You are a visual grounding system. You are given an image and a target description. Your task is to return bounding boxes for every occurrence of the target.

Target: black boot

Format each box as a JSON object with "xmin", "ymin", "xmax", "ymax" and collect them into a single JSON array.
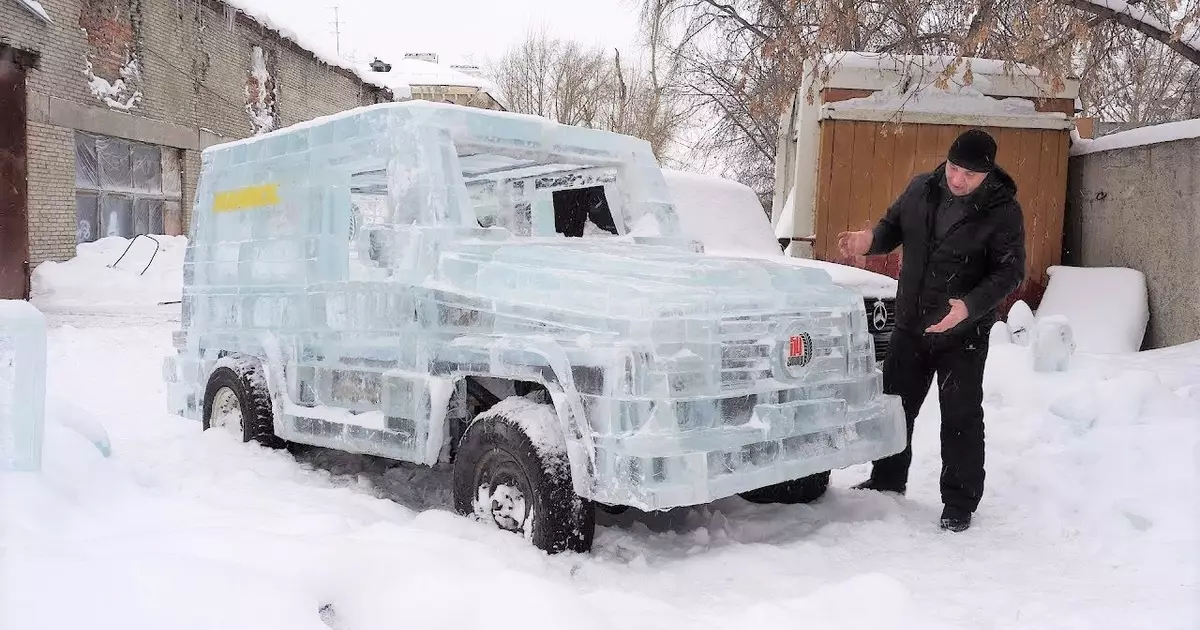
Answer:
[{"xmin": 939, "ymin": 506, "xmax": 971, "ymax": 532}]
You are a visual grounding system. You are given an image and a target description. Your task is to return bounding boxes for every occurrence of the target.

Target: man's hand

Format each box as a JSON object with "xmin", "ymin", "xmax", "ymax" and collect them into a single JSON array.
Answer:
[
  {"xmin": 837, "ymin": 230, "xmax": 872, "ymax": 258},
  {"xmin": 926, "ymin": 299, "xmax": 969, "ymax": 334}
]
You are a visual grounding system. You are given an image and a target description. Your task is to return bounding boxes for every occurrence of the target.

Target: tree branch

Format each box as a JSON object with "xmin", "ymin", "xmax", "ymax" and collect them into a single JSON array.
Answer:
[
  {"xmin": 1059, "ymin": 0, "xmax": 1200, "ymax": 66},
  {"xmin": 697, "ymin": 0, "xmax": 770, "ymax": 39}
]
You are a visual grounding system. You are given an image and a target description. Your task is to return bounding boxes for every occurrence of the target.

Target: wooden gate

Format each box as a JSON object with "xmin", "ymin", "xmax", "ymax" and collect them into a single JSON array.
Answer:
[
  {"xmin": 0, "ymin": 46, "xmax": 33, "ymax": 300},
  {"xmin": 813, "ymin": 119, "xmax": 1070, "ymax": 309}
]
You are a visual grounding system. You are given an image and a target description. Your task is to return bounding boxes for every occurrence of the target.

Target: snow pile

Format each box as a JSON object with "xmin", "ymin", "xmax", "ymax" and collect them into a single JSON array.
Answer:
[
  {"xmin": 1070, "ymin": 117, "xmax": 1200, "ymax": 156},
  {"xmin": 662, "ymin": 168, "xmax": 780, "ymax": 256},
  {"xmin": 983, "ymin": 340, "xmax": 1199, "ymax": 558},
  {"xmin": 30, "ymin": 236, "xmax": 186, "ymax": 309},
  {"xmin": 1035, "ymin": 265, "xmax": 1149, "ymax": 353}
]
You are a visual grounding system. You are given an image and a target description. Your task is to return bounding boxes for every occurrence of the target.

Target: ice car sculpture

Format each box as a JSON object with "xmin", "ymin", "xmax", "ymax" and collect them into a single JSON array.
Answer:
[
  {"xmin": 164, "ymin": 101, "xmax": 905, "ymax": 553},
  {"xmin": 0, "ymin": 300, "xmax": 47, "ymax": 472}
]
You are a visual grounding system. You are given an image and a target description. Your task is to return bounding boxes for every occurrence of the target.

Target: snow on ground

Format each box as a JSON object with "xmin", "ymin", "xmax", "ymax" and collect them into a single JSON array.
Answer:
[{"xmin": 2, "ymin": 241, "xmax": 1198, "ymax": 630}]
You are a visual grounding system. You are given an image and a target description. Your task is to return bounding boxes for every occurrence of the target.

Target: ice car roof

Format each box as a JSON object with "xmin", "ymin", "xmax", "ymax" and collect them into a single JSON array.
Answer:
[{"xmin": 201, "ymin": 100, "xmax": 657, "ymax": 168}]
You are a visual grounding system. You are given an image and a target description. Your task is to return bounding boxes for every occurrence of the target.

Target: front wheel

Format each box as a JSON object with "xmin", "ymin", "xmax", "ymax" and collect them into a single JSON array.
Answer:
[
  {"xmin": 738, "ymin": 470, "xmax": 831, "ymax": 504},
  {"xmin": 451, "ymin": 397, "xmax": 594, "ymax": 554}
]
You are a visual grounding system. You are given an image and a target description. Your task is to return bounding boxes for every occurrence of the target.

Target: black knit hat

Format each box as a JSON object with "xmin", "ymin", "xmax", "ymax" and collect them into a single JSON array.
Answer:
[{"xmin": 947, "ymin": 129, "xmax": 997, "ymax": 173}]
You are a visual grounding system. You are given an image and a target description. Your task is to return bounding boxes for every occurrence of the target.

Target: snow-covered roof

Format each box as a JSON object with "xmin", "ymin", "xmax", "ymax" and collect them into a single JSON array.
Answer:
[
  {"xmin": 219, "ymin": 0, "xmax": 402, "ymax": 97},
  {"xmin": 362, "ymin": 58, "xmax": 503, "ymax": 106},
  {"xmin": 1070, "ymin": 118, "xmax": 1200, "ymax": 156},
  {"xmin": 813, "ymin": 51, "xmax": 1076, "ymax": 128},
  {"xmin": 821, "ymin": 78, "xmax": 1074, "ymax": 129},
  {"xmin": 816, "ymin": 51, "xmax": 1079, "ymax": 101},
  {"xmin": 384, "ymin": 58, "xmax": 494, "ymax": 90},
  {"xmin": 356, "ymin": 67, "xmax": 413, "ymax": 100},
  {"xmin": 821, "ymin": 52, "xmax": 1046, "ymax": 78}
]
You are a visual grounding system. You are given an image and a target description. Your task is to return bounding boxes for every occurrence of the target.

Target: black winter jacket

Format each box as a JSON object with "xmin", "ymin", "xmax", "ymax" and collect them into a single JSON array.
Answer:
[{"xmin": 868, "ymin": 162, "xmax": 1026, "ymax": 337}]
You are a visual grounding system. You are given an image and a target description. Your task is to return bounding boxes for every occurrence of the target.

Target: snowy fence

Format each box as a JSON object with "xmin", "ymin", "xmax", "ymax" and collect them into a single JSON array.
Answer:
[{"xmin": 1065, "ymin": 129, "xmax": 1200, "ymax": 349}]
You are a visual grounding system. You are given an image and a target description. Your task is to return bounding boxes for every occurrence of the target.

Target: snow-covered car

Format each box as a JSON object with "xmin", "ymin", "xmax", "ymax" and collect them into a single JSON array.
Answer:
[
  {"xmin": 660, "ymin": 169, "xmax": 899, "ymax": 365},
  {"xmin": 162, "ymin": 101, "xmax": 905, "ymax": 554}
]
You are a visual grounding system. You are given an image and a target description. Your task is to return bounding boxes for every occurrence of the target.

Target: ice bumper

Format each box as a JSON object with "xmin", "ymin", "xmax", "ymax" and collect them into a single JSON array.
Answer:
[{"xmin": 585, "ymin": 374, "xmax": 906, "ymax": 510}]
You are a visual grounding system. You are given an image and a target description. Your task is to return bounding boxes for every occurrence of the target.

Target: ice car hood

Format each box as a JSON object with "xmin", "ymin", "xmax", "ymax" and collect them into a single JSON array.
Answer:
[
  {"xmin": 438, "ymin": 239, "xmax": 859, "ymax": 318},
  {"xmin": 705, "ymin": 249, "xmax": 898, "ymax": 300}
]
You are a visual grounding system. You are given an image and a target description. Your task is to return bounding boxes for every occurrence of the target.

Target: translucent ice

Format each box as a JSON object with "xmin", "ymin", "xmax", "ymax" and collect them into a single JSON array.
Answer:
[
  {"xmin": 163, "ymin": 101, "xmax": 906, "ymax": 510},
  {"xmin": 1033, "ymin": 316, "xmax": 1075, "ymax": 373},
  {"xmin": 1007, "ymin": 300, "xmax": 1036, "ymax": 347},
  {"xmin": 0, "ymin": 300, "xmax": 47, "ymax": 472}
]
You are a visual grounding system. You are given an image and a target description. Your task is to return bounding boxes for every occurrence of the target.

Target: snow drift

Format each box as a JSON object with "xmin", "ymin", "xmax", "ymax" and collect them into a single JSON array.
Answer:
[
  {"xmin": 1036, "ymin": 265, "xmax": 1149, "ymax": 354},
  {"xmin": 30, "ymin": 236, "xmax": 185, "ymax": 309}
]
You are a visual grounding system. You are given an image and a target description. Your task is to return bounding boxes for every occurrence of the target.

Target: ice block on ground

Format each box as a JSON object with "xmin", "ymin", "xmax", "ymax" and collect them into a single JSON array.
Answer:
[{"xmin": 0, "ymin": 300, "xmax": 47, "ymax": 472}]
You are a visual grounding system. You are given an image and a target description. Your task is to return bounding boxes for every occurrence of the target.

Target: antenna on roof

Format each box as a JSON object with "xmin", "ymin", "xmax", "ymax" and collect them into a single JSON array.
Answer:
[{"xmin": 328, "ymin": 5, "xmax": 342, "ymax": 57}]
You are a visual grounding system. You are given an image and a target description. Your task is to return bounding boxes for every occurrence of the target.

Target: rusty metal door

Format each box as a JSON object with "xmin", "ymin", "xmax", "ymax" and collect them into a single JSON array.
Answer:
[{"xmin": 0, "ymin": 47, "xmax": 30, "ymax": 299}]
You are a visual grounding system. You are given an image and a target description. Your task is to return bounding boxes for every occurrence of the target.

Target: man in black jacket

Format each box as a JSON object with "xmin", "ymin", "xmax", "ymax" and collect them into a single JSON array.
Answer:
[{"xmin": 837, "ymin": 129, "xmax": 1025, "ymax": 533}]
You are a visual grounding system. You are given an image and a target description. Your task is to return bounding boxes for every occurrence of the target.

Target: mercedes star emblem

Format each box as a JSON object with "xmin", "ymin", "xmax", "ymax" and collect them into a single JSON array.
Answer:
[{"xmin": 872, "ymin": 300, "xmax": 888, "ymax": 330}]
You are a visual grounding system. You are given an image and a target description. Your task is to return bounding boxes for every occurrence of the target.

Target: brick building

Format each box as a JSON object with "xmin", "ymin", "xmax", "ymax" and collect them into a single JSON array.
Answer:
[{"xmin": 0, "ymin": 0, "xmax": 501, "ymax": 299}]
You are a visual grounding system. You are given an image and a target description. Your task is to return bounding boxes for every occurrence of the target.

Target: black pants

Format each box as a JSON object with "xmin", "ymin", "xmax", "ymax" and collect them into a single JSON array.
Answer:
[{"xmin": 869, "ymin": 326, "xmax": 989, "ymax": 512}]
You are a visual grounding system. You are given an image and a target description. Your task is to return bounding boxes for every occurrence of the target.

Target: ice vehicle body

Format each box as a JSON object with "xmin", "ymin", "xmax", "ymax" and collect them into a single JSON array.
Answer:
[{"xmin": 163, "ymin": 101, "xmax": 906, "ymax": 553}]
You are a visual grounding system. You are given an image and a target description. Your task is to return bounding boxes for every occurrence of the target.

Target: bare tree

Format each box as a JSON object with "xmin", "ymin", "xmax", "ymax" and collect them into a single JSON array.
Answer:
[
  {"xmin": 636, "ymin": 0, "xmax": 1200, "ymax": 196},
  {"xmin": 487, "ymin": 28, "xmax": 694, "ymax": 161}
]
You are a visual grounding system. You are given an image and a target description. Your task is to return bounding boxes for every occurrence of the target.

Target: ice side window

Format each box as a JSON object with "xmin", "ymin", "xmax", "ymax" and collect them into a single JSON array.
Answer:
[{"xmin": 348, "ymin": 169, "xmax": 395, "ymax": 277}]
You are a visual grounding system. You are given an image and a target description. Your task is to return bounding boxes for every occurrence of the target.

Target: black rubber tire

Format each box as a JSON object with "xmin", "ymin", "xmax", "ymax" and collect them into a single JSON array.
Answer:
[
  {"xmin": 452, "ymin": 402, "xmax": 595, "ymax": 554},
  {"xmin": 202, "ymin": 363, "xmax": 285, "ymax": 449},
  {"xmin": 738, "ymin": 470, "xmax": 831, "ymax": 504}
]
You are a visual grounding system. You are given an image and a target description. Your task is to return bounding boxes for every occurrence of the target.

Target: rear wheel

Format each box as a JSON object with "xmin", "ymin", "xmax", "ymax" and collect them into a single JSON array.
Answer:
[
  {"xmin": 202, "ymin": 361, "xmax": 284, "ymax": 449},
  {"xmin": 738, "ymin": 471, "xmax": 831, "ymax": 504},
  {"xmin": 452, "ymin": 396, "xmax": 594, "ymax": 554}
]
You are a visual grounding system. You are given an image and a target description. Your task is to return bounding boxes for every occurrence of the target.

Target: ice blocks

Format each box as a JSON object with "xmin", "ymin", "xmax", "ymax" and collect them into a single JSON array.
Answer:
[
  {"xmin": 0, "ymin": 300, "xmax": 47, "ymax": 472},
  {"xmin": 164, "ymin": 101, "xmax": 905, "ymax": 510}
]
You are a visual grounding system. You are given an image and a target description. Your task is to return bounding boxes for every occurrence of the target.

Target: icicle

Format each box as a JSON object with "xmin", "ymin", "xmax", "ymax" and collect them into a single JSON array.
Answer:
[{"xmin": 225, "ymin": 5, "xmax": 235, "ymax": 31}]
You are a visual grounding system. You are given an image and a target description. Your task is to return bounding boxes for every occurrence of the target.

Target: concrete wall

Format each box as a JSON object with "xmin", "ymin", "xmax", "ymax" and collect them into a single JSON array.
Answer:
[
  {"xmin": 2, "ymin": 0, "xmax": 391, "ymax": 263},
  {"xmin": 1065, "ymin": 136, "xmax": 1200, "ymax": 349}
]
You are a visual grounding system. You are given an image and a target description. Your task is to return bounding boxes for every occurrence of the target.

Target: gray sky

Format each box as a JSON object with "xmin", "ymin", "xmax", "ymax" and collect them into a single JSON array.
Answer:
[{"xmin": 241, "ymin": 0, "xmax": 644, "ymax": 69}]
